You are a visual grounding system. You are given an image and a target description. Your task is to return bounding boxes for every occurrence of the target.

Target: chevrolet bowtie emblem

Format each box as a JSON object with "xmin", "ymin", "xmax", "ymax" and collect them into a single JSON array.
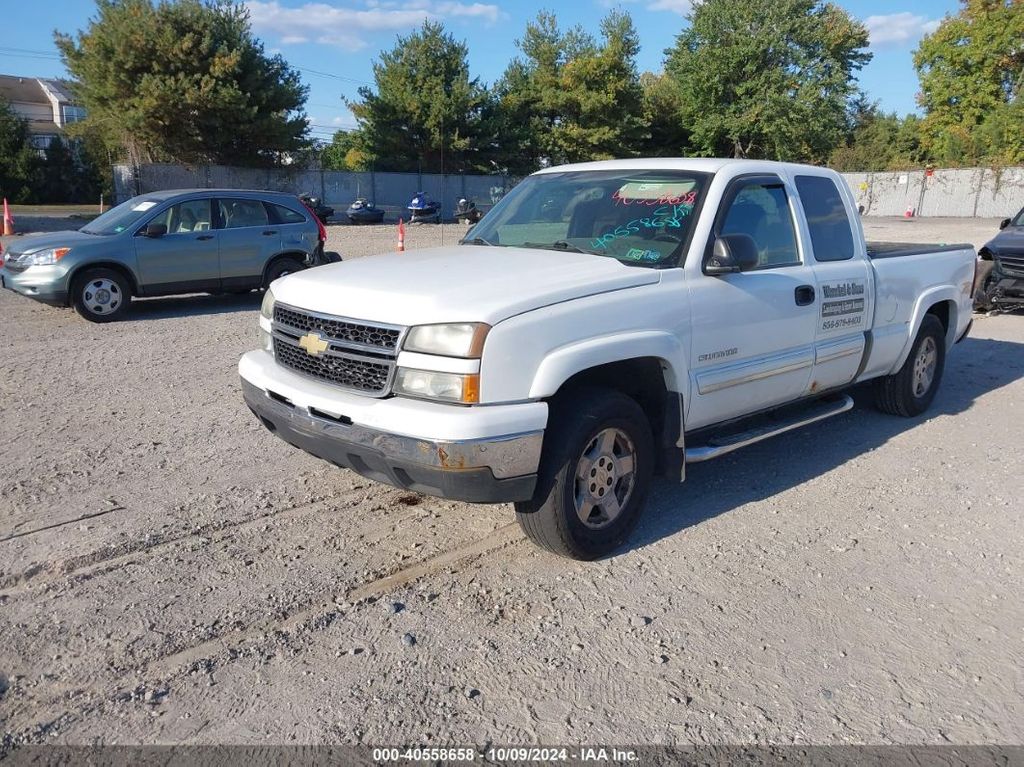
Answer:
[{"xmin": 298, "ymin": 332, "xmax": 329, "ymax": 356}]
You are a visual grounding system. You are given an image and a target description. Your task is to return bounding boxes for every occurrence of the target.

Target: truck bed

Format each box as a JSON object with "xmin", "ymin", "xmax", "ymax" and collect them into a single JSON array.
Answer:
[{"xmin": 867, "ymin": 241, "xmax": 974, "ymax": 259}]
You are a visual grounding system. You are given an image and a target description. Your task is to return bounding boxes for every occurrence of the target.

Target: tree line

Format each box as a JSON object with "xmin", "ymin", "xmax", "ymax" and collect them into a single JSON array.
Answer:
[{"xmin": 1, "ymin": 0, "xmax": 1021, "ymax": 203}]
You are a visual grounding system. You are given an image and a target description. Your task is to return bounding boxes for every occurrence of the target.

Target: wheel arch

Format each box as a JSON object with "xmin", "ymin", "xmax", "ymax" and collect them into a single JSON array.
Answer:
[
  {"xmin": 67, "ymin": 261, "xmax": 139, "ymax": 302},
  {"xmin": 534, "ymin": 336, "xmax": 688, "ymax": 479},
  {"xmin": 262, "ymin": 251, "xmax": 309, "ymax": 287},
  {"xmin": 890, "ymin": 289, "xmax": 960, "ymax": 374}
]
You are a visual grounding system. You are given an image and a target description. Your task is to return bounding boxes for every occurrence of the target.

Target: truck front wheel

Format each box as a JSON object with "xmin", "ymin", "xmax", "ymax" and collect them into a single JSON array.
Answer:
[
  {"xmin": 515, "ymin": 388, "xmax": 654, "ymax": 560},
  {"xmin": 874, "ymin": 314, "xmax": 946, "ymax": 417}
]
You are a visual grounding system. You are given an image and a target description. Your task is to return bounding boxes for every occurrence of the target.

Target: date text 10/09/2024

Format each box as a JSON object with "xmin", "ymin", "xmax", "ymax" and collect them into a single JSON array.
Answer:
[{"xmin": 372, "ymin": 747, "xmax": 639, "ymax": 762}]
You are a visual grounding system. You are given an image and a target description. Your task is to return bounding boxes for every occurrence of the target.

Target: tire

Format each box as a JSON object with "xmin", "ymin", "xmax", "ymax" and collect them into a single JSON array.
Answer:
[
  {"xmin": 515, "ymin": 387, "xmax": 654, "ymax": 560},
  {"xmin": 874, "ymin": 314, "xmax": 946, "ymax": 417},
  {"xmin": 264, "ymin": 257, "xmax": 305, "ymax": 288},
  {"xmin": 71, "ymin": 267, "xmax": 131, "ymax": 323},
  {"xmin": 972, "ymin": 260, "xmax": 996, "ymax": 312}
]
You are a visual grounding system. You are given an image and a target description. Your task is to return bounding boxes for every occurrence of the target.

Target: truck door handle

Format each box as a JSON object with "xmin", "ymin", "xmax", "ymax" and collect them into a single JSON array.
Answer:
[
  {"xmin": 262, "ymin": 230, "xmax": 278, "ymax": 236},
  {"xmin": 795, "ymin": 285, "xmax": 815, "ymax": 306},
  {"xmin": 196, "ymin": 235, "xmax": 214, "ymax": 241}
]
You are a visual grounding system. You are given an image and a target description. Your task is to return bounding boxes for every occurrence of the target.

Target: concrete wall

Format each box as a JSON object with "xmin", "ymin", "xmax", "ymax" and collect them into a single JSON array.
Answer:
[
  {"xmin": 114, "ymin": 163, "xmax": 512, "ymax": 219},
  {"xmin": 115, "ymin": 163, "xmax": 1024, "ymax": 220},
  {"xmin": 841, "ymin": 167, "xmax": 1024, "ymax": 218}
]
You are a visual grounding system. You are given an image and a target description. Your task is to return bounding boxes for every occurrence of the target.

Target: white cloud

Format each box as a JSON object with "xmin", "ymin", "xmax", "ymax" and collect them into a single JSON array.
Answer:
[
  {"xmin": 647, "ymin": 0, "xmax": 693, "ymax": 14},
  {"xmin": 864, "ymin": 12, "xmax": 940, "ymax": 48},
  {"xmin": 246, "ymin": 0, "xmax": 500, "ymax": 51}
]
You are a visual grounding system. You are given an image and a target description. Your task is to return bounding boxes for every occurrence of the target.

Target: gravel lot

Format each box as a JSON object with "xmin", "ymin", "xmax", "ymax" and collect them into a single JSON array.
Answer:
[{"xmin": 1, "ymin": 217, "xmax": 1022, "ymax": 748}]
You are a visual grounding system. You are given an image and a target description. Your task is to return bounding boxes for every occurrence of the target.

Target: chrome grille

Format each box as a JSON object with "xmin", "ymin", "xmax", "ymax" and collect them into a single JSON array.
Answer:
[
  {"xmin": 271, "ymin": 304, "xmax": 405, "ymax": 397},
  {"xmin": 997, "ymin": 252, "xmax": 1024, "ymax": 276},
  {"xmin": 273, "ymin": 305, "xmax": 401, "ymax": 352}
]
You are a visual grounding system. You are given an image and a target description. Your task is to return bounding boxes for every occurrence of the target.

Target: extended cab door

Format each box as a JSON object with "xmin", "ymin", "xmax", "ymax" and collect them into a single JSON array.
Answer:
[
  {"xmin": 793, "ymin": 174, "xmax": 874, "ymax": 392},
  {"xmin": 134, "ymin": 197, "xmax": 220, "ymax": 293},
  {"xmin": 685, "ymin": 174, "xmax": 819, "ymax": 430}
]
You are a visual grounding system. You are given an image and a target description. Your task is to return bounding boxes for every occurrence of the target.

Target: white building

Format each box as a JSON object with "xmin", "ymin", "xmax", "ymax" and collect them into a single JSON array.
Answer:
[{"xmin": 0, "ymin": 75, "xmax": 86, "ymax": 150}]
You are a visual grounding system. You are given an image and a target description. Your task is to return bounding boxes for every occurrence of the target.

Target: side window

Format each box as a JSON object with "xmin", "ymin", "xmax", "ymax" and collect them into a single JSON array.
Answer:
[
  {"xmin": 719, "ymin": 182, "xmax": 800, "ymax": 268},
  {"xmin": 266, "ymin": 202, "xmax": 307, "ymax": 225},
  {"xmin": 795, "ymin": 175, "xmax": 855, "ymax": 262},
  {"xmin": 218, "ymin": 198, "xmax": 269, "ymax": 229},
  {"xmin": 150, "ymin": 199, "xmax": 212, "ymax": 234}
]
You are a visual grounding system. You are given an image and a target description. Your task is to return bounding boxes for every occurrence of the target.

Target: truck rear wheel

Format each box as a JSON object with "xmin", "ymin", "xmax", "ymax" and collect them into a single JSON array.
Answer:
[
  {"xmin": 874, "ymin": 314, "xmax": 946, "ymax": 417},
  {"xmin": 515, "ymin": 387, "xmax": 654, "ymax": 560}
]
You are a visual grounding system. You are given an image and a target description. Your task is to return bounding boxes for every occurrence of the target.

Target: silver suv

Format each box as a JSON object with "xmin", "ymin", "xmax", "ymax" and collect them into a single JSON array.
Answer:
[{"xmin": 0, "ymin": 189, "xmax": 326, "ymax": 322}]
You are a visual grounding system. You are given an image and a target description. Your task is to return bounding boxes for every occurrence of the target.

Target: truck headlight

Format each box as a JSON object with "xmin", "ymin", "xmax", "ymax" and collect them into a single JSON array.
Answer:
[
  {"xmin": 16, "ymin": 247, "xmax": 71, "ymax": 267},
  {"xmin": 403, "ymin": 323, "xmax": 489, "ymax": 358},
  {"xmin": 259, "ymin": 326, "xmax": 274, "ymax": 353},
  {"xmin": 260, "ymin": 288, "xmax": 276, "ymax": 320},
  {"xmin": 393, "ymin": 368, "xmax": 480, "ymax": 404}
]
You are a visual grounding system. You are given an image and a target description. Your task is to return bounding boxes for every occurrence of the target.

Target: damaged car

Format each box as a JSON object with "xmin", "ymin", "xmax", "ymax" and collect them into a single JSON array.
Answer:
[{"xmin": 975, "ymin": 207, "xmax": 1024, "ymax": 312}]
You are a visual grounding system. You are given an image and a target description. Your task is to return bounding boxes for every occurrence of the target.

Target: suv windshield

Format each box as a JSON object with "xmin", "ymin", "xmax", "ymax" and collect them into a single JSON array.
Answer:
[
  {"xmin": 466, "ymin": 169, "xmax": 709, "ymax": 266},
  {"xmin": 81, "ymin": 196, "xmax": 164, "ymax": 236}
]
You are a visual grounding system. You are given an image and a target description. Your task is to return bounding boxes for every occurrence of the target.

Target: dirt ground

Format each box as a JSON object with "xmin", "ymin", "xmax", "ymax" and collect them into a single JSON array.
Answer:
[{"xmin": 0, "ymin": 217, "xmax": 1022, "ymax": 749}]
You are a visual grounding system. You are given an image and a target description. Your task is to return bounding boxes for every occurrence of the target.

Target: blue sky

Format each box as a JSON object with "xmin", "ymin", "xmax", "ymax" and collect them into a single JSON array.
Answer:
[{"xmin": 4, "ymin": 0, "xmax": 960, "ymax": 144}]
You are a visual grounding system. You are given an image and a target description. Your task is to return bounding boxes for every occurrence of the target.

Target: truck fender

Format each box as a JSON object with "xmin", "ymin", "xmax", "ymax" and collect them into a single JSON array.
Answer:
[
  {"xmin": 888, "ymin": 286, "xmax": 960, "ymax": 375},
  {"xmin": 528, "ymin": 331, "xmax": 688, "ymax": 400}
]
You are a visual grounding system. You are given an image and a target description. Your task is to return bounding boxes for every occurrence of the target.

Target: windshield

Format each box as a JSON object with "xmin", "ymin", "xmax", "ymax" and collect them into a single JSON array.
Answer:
[
  {"xmin": 466, "ymin": 169, "xmax": 709, "ymax": 266},
  {"xmin": 81, "ymin": 196, "xmax": 164, "ymax": 236},
  {"xmin": 1013, "ymin": 208, "xmax": 1024, "ymax": 227}
]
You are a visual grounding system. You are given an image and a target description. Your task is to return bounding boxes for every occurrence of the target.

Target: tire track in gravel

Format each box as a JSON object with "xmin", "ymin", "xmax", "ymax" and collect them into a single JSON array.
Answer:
[
  {"xmin": 0, "ymin": 493, "xmax": 350, "ymax": 594},
  {"xmin": 146, "ymin": 521, "xmax": 524, "ymax": 677},
  {"xmin": 2, "ymin": 521, "xmax": 526, "ymax": 746}
]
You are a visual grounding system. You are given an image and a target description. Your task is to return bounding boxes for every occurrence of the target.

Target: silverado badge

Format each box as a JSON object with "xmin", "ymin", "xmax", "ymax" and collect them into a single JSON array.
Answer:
[{"xmin": 298, "ymin": 332, "xmax": 329, "ymax": 356}]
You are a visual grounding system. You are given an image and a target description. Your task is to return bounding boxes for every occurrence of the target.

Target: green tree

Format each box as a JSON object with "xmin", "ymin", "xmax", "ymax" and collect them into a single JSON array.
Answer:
[
  {"xmin": 0, "ymin": 97, "xmax": 40, "ymax": 203},
  {"xmin": 56, "ymin": 0, "xmax": 309, "ymax": 167},
  {"xmin": 914, "ymin": 0, "xmax": 1024, "ymax": 165},
  {"xmin": 665, "ymin": 0, "xmax": 871, "ymax": 162},
  {"xmin": 494, "ymin": 10, "xmax": 647, "ymax": 169},
  {"xmin": 319, "ymin": 130, "xmax": 365, "ymax": 171},
  {"xmin": 638, "ymin": 72, "xmax": 690, "ymax": 156},
  {"xmin": 347, "ymin": 21, "xmax": 490, "ymax": 173},
  {"xmin": 829, "ymin": 103, "xmax": 927, "ymax": 171}
]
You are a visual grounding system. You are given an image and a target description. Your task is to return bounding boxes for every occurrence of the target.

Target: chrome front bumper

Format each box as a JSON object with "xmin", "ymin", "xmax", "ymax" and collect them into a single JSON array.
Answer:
[{"xmin": 241, "ymin": 378, "xmax": 541, "ymax": 503}]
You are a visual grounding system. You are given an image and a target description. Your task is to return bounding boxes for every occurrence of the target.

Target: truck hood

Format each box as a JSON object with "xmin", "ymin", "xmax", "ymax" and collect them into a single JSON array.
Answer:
[
  {"xmin": 2, "ymin": 229, "xmax": 101, "ymax": 257},
  {"xmin": 272, "ymin": 245, "xmax": 662, "ymax": 326}
]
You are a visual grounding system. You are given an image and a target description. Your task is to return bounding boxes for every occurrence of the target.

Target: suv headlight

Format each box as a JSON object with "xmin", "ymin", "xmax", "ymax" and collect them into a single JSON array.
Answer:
[
  {"xmin": 393, "ymin": 369, "xmax": 480, "ymax": 404},
  {"xmin": 403, "ymin": 322, "xmax": 489, "ymax": 358},
  {"xmin": 16, "ymin": 247, "xmax": 71, "ymax": 267}
]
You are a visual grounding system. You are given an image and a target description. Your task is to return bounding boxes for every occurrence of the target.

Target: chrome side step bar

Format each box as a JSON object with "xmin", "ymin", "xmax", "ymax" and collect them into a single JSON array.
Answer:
[{"xmin": 684, "ymin": 394, "xmax": 854, "ymax": 463}]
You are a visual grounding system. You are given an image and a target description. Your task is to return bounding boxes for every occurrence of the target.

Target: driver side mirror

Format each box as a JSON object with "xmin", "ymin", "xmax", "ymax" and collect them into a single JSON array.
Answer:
[
  {"xmin": 704, "ymin": 233, "xmax": 760, "ymax": 275},
  {"xmin": 142, "ymin": 223, "xmax": 167, "ymax": 238},
  {"xmin": 999, "ymin": 218, "xmax": 1011, "ymax": 230}
]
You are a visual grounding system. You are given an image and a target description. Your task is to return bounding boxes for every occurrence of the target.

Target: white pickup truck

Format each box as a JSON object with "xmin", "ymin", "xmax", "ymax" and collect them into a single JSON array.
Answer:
[{"xmin": 239, "ymin": 159, "xmax": 976, "ymax": 559}]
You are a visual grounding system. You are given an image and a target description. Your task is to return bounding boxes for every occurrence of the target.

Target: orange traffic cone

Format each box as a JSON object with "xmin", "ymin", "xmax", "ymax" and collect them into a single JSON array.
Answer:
[
  {"xmin": 397, "ymin": 217, "xmax": 405, "ymax": 252},
  {"xmin": 2, "ymin": 198, "xmax": 14, "ymax": 235}
]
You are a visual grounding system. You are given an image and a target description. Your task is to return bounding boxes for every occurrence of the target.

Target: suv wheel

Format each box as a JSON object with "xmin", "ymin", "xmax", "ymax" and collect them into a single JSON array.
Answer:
[
  {"xmin": 71, "ymin": 268, "xmax": 131, "ymax": 323},
  {"xmin": 972, "ymin": 260, "xmax": 996, "ymax": 312},
  {"xmin": 515, "ymin": 387, "xmax": 654, "ymax": 560},
  {"xmin": 264, "ymin": 257, "xmax": 305, "ymax": 288}
]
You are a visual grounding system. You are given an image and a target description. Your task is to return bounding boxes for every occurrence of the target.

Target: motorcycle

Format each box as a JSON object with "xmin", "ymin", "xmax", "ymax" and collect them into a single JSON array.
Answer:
[
  {"xmin": 346, "ymin": 197, "xmax": 386, "ymax": 224},
  {"xmin": 299, "ymin": 193, "xmax": 334, "ymax": 225},
  {"xmin": 407, "ymin": 192, "xmax": 441, "ymax": 224},
  {"xmin": 454, "ymin": 197, "xmax": 482, "ymax": 224}
]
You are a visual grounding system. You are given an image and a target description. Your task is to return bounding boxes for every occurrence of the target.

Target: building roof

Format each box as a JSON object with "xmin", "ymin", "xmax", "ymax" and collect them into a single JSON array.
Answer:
[{"xmin": 0, "ymin": 75, "xmax": 48, "ymax": 104}]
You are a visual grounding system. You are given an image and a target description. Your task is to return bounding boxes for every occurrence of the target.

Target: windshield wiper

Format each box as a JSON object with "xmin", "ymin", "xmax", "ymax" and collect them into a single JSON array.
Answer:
[
  {"xmin": 522, "ymin": 240, "xmax": 595, "ymax": 254},
  {"xmin": 460, "ymin": 236, "xmax": 496, "ymax": 246}
]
